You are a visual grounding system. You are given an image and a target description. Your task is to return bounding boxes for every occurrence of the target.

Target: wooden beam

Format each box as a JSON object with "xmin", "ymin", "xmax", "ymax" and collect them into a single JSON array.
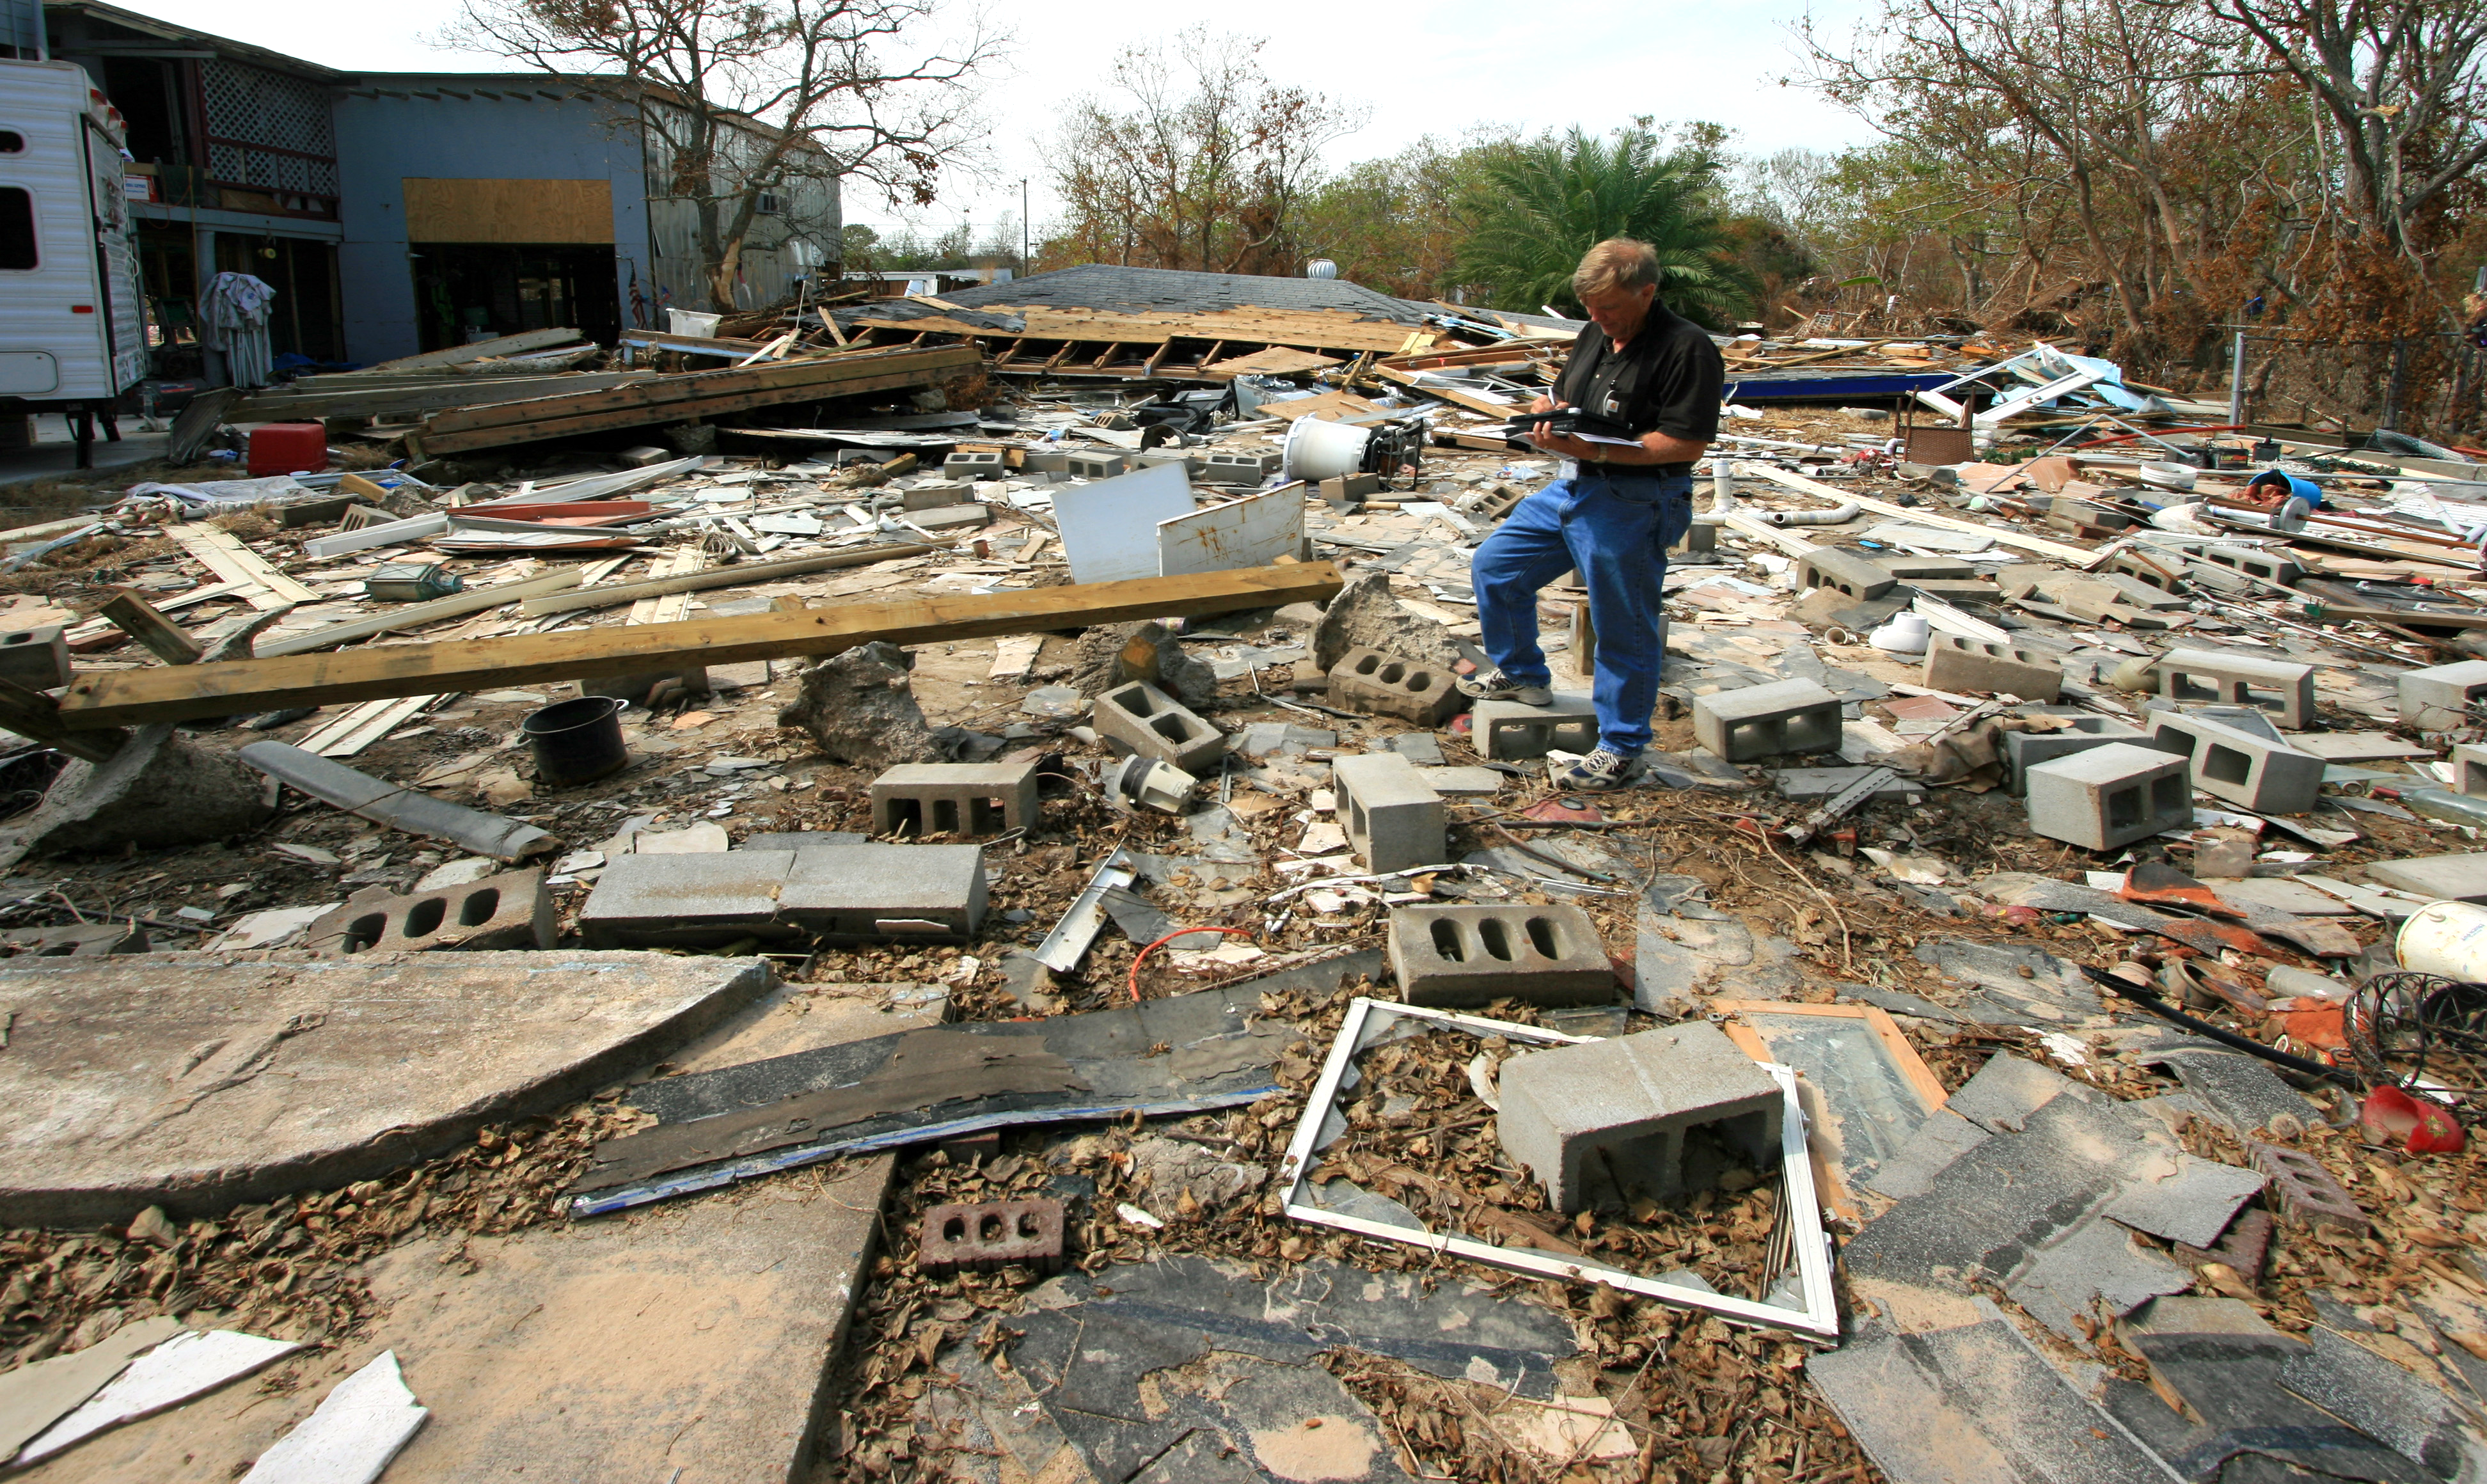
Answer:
[
  {"xmin": 1368, "ymin": 365, "xmax": 1518, "ymax": 418},
  {"xmin": 411, "ymin": 347, "xmax": 981, "ymax": 456},
  {"xmin": 361, "ymin": 327, "xmax": 583, "ymax": 372},
  {"xmin": 98, "ymin": 590, "xmax": 204, "ymax": 665},
  {"xmin": 58, "ymin": 564, "xmax": 1348, "ymax": 729},
  {"xmin": 0, "ymin": 676, "xmax": 127, "ymax": 761}
]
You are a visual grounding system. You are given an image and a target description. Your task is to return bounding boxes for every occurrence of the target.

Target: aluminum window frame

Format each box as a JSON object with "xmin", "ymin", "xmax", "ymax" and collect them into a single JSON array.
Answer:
[{"xmin": 1276, "ymin": 997, "xmax": 1840, "ymax": 1342}]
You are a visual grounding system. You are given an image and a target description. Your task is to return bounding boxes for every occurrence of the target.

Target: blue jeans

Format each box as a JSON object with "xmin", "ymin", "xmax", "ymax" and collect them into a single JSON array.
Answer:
[{"xmin": 1471, "ymin": 469, "xmax": 1694, "ymax": 755}]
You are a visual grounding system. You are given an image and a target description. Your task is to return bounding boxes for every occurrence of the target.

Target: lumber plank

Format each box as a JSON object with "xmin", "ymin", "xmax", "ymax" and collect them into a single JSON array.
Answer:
[
  {"xmin": 363, "ymin": 328, "xmax": 583, "ymax": 372},
  {"xmin": 1734, "ymin": 461, "xmax": 2101, "ymax": 567},
  {"xmin": 0, "ymin": 676, "xmax": 126, "ymax": 761},
  {"xmin": 257, "ymin": 567, "xmax": 585, "ymax": 657},
  {"xmin": 59, "ymin": 564, "xmax": 1349, "ymax": 728},
  {"xmin": 523, "ymin": 542, "xmax": 949, "ymax": 617},
  {"xmin": 164, "ymin": 524, "xmax": 319, "ymax": 608},
  {"xmin": 1369, "ymin": 365, "xmax": 1520, "ymax": 418},
  {"xmin": 229, "ymin": 372, "xmax": 652, "ymax": 422},
  {"xmin": 98, "ymin": 590, "xmax": 204, "ymax": 664},
  {"xmin": 422, "ymin": 344, "xmax": 970, "ymax": 435}
]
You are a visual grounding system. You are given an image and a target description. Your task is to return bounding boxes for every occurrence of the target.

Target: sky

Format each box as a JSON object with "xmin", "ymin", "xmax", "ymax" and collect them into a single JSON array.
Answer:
[{"xmin": 100, "ymin": 0, "xmax": 1888, "ymax": 246}]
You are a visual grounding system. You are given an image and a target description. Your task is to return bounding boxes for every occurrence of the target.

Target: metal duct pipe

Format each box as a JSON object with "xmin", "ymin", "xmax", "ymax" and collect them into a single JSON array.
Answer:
[{"xmin": 1763, "ymin": 503, "xmax": 1861, "ymax": 526}]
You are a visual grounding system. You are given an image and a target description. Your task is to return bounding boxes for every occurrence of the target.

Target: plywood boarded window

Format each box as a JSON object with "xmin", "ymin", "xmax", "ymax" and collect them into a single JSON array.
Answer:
[{"xmin": 402, "ymin": 178, "xmax": 612, "ymax": 244}]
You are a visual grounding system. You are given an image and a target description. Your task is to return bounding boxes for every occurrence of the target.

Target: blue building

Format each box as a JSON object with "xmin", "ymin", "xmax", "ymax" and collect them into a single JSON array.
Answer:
[{"xmin": 38, "ymin": 1, "xmax": 840, "ymax": 374}]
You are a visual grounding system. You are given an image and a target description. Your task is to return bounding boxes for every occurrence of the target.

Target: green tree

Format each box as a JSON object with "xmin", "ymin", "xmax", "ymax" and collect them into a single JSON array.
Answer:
[
  {"xmin": 1457, "ymin": 123, "xmax": 1757, "ymax": 326},
  {"xmin": 1295, "ymin": 130, "xmax": 1516, "ymax": 301}
]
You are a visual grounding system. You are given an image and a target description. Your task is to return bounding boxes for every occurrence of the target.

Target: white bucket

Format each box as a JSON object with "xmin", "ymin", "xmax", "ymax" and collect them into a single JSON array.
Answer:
[
  {"xmin": 667, "ymin": 308, "xmax": 723, "ymax": 338},
  {"xmin": 1281, "ymin": 416, "xmax": 1372, "ymax": 484},
  {"xmin": 1868, "ymin": 613, "xmax": 1930, "ymax": 654},
  {"xmin": 2395, "ymin": 900, "xmax": 2487, "ymax": 980}
]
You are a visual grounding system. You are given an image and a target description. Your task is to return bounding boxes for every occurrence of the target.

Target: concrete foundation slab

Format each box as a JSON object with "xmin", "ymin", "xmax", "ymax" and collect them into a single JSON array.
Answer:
[
  {"xmin": 2365, "ymin": 853, "xmax": 2487, "ymax": 903},
  {"xmin": 0, "ymin": 950, "xmax": 770, "ymax": 1226}
]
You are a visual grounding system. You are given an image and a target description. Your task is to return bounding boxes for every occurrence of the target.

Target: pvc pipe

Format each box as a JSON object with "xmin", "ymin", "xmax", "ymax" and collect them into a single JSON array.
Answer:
[{"xmin": 1764, "ymin": 503, "xmax": 1861, "ymax": 526}]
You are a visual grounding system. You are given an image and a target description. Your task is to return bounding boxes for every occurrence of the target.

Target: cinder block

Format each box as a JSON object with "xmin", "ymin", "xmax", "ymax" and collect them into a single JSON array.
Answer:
[
  {"xmin": 917, "ymin": 1198, "xmax": 1066, "ymax": 1275},
  {"xmin": 1922, "ymin": 634, "xmax": 2063, "ymax": 702},
  {"xmin": 2188, "ymin": 546, "xmax": 2304, "ymax": 588},
  {"xmin": 580, "ymin": 851, "xmax": 804, "ymax": 947},
  {"xmin": 778, "ymin": 843, "xmax": 987, "ymax": 942},
  {"xmin": 1327, "ymin": 646, "xmax": 1461, "ymax": 725},
  {"xmin": 1693, "ymin": 678, "xmax": 1843, "ymax": 762},
  {"xmin": 1199, "ymin": 451, "xmax": 1279, "ymax": 486},
  {"xmin": 306, "ymin": 867, "xmax": 555, "ymax": 954},
  {"xmin": 1019, "ymin": 448, "xmax": 1071, "ymax": 474},
  {"xmin": 1066, "ymin": 451, "xmax": 1130, "ymax": 480},
  {"xmin": 2452, "ymin": 743, "xmax": 2487, "ymax": 798},
  {"xmin": 1473, "ymin": 695, "xmax": 1599, "ymax": 759},
  {"xmin": 900, "ymin": 480, "xmax": 971, "ymax": 510},
  {"xmin": 1497, "ymin": 1023, "xmax": 1783, "ymax": 1212},
  {"xmin": 2399, "ymin": 661, "xmax": 2487, "ymax": 732},
  {"xmin": 2143, "ymin": 711, "xmax": 2324, "ymax": 814},
  {"xmin": 2025, "ymin": 742, "xmax": 2191, "ymax": 850},
  {"xmin": 1094, "ymin": 680, "xmax": 1224, "ymax": 772},
  {"xmin": 0, "ymin": 625, "xmax": 69, "ymax": 691},
  {"xmin": 942, "ymin": 450, "xmax": 1006, "ymax": 480},
  {"xmin": 2107, "ymin": 550, "xmax": 2189, "ymax": 593},
  {"xmin": 1386, "ymin": 903, "xmax": 1611, "ymax": 1007},
  {"xmin": 2156, "ymin": 648, "xmax": 2316, "ymax": 729},
  {"xmin": 1320, "ymin": 473, "xmax": 1382, "ymax": 508},
  {"xmin": 908, "ymin": 503, "xmax": 992, "ymax": 530},
  {"xmin": 2096, "ymin": 572, "xmax": 2190, "ymax": 611},
  {"xmin": 871, "ymin": 761, "xmax": 1040, "ymax": 836},
  {"xmin": 1796, "ymin": 547, "xmax": 1896, "ymax": 600},
  {"xmin": 2246, "ymin": 1139, "xmax": 2365, "ymax": 1232},
  {"xmin": 2003, "ymin": 716, "xmax": 2145, "ymax": 794},
  {"xmin": 1331, "ymin": 752, "xmax": 1445, "ymax": 873}
]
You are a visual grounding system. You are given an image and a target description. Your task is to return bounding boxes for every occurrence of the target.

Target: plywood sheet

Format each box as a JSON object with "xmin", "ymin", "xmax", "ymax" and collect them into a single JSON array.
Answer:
[{"xmin": 403, "ymin": 178, "xmax": 614, "ymax": 244}]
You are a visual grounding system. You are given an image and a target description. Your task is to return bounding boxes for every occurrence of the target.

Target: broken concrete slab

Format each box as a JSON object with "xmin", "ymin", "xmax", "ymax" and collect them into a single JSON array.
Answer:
[
  {"xmin": 0, "ymin": 725, "xmax": 275, "ymax": 871},
  {"xmin": 1311, "ymin": 569, "xmax": 1464, "ymax": 673},
  {"xmin": 0, "ymin": 949, "xmax": 770, "ymax": 1226},
  {"xmin": 31, "ymin": 1160, "xmax": 894, "ymax": 1484},
  {"xmin": 775, "ymin": 640, "xmax": 947, "ymax": 766},
  {"xmin": 1066, "ymin": 620, "xmax": 1220, "ymax": 709}
]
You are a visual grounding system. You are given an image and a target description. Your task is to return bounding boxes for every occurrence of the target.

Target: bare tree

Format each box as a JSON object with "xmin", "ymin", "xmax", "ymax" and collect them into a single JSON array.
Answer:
[
  {"xmin": 1044, "ymin": 29, "xmax": 1367, "ymax": 274},
  {"xmin": 449, "ymin": 0, "xmax": 1007, "ymax": 310}
]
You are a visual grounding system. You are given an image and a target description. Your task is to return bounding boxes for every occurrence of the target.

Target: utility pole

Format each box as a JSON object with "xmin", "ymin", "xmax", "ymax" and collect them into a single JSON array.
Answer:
[
  {"xmin": 2228, "ymin": 326, "xmax": 2248, "ymax": 429},
  {"xmin": 1020, "ymin": 178, "xmax": 1030, "ymax": 273}
]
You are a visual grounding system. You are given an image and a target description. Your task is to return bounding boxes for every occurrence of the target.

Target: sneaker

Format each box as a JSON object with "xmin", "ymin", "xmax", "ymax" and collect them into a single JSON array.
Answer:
[
  {"xmin": 1558, "ymin": 747, "xmax": 1646, "ymax": 791},
  {"xmin": 1458, "ymin": 668, "xmax": 1551, "ymax": 706}
]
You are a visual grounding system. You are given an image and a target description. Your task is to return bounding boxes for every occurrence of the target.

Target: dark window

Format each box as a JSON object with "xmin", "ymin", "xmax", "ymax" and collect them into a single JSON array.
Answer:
[
  {"xmin": 0, "ymin": 131, "xmax": 22, "ymax": 154},
  {"xmin": 0, "ymin": 189, "xmax": 33, "ymax": 269}
]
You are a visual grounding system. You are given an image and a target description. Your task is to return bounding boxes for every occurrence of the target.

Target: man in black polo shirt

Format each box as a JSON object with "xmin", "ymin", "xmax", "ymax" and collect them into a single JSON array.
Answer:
[{"xmin": 1462, "ymin": 238, "xmax": 1724, "ymax": 789}]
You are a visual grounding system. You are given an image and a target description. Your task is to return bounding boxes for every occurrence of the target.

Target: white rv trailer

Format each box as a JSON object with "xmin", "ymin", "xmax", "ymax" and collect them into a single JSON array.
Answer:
[{"xmin": 0, "ymin": 56, "xmax": 146, "ymax": 465}]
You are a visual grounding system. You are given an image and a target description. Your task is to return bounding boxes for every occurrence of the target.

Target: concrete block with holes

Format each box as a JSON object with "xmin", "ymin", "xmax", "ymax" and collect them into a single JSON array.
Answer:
[
  {"xmin": 2187, "ymin": 546, "xmax": 2303, "ymax": 589},
  {"xmin": 0, "ymin": 625, "xmax": 69, "ymax": 691},
  {"xmin": 1386, "ymin": 903, "xmax": 1611, "ymax": 1007},
  {"xmin": 1094, "ymin": 681, "xmax": 1225, "ymax": 772},
  {"xmin": 1331, "ymin": 752, "xmax": 1444, "ymax": 874},
  {"xmin": 917, "ymin": 1197, "xmax": 1066, "ymax": 1275},
  {"xmin": 1473, "ymin": 695, "xmax": 1599, "ymax": 759},
  {"xmin": 1066, "ymin": 451, "xmax": 1130, "ymax": 480},
  {"xmin": 1922, "ymin": 634, "xmax": 2063, "ymax": 702},
  {"xmin": 305, "ymin": 867, "xmax": 555, "ymax": 954},
  {"xmin": 2452, "ymin": 743, "xmax": 2487, "ymax": 798},
  {"xmin": 2154, "ymin": 648, "xmax": 2316, "ymax": 730},
  {"xmin": 1796, "ymin": 547, "xmax": 1896, "ymax": 601},
  {"xmin": 2142, "ymin": 711, "xmax": 2323, "ymax": 814},
  {"xmin": 1693, "ymin": 678, "xmax": 1844, "ymax": 762},
  {"xmin": 1498, "ymin": 1022, "xmax": 1783, "ymax": 1212},
  {"xmin": 1199, "ymin": 450, "xmax": 1280, "ymax": 486},
  {"xmin": 2025, "ymin": 742, "xmax": 2192, "ymax": 850},
  {"xmin": 2399, "ymin": 661, "xmax": 2487, "ymax": 732},
  {"xmin": 942, "ymin": 450, "xmax": 1006, "ymax": 481},
  {"xmin": 899, "ymin": 480, "xmax": 971, "ymax": 511},
  {"xmin": 869, "ymin": 761, "xmax": 1040, "ymax": 837},
  {"xmin": 1327, "ymin": 646, "xmax": 1462, "ymax": 725},
  {"xmin": 2003, "ymin": 716, "xmax": 2146, "ymax": 794}
]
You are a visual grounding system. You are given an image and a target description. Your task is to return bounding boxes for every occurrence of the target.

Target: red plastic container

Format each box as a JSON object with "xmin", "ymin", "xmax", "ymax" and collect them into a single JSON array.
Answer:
[{"xmin": 247, "ymin": 422, "xmax": 328, "ymax": 477}]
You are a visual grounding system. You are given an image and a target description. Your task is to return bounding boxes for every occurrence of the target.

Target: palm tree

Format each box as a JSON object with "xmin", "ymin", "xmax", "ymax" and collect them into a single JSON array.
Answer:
[{"xmin": 1459, "ymin": 126, "xmax": 1758, "ymax": 327}]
